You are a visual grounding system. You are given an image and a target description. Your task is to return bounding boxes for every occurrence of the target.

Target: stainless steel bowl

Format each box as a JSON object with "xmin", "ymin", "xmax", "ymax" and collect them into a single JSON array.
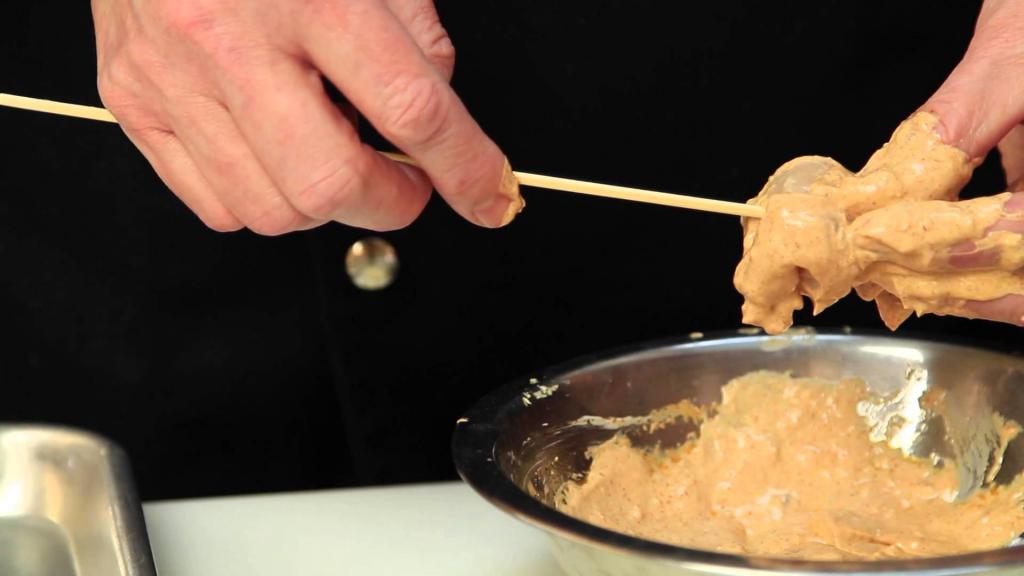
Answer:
[{"xmin": 452, "ymin": 330, "xmax": 1024, "ymax": 575}]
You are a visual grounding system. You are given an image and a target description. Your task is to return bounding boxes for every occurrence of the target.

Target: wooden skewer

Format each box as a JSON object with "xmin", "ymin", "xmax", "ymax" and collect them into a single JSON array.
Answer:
[
  {"xmin": 381, "ymin": 152, "xmax": 763, "ymax": 218},
  {"xmin": 0, "ymin": 93, "xmax": 118, "ymax": 123},
  {"xmin": 0, "ymin": 93, "xmax": 765, "ymax": 218}
]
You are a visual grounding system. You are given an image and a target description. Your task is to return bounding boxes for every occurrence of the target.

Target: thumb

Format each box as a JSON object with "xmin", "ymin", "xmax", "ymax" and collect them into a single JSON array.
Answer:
[{"xmin": 923, "ymin": 0, "xmax": 1024, "ymax": 159}]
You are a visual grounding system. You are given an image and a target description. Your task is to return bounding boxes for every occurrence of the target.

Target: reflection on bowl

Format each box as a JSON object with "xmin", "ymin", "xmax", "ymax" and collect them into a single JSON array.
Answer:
[{"xmin": 452, "ymin": 330, "xmax": 1024, "ymax": 575}]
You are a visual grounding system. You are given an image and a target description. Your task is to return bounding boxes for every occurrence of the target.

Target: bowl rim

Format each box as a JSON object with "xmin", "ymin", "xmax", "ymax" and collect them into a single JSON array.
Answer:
[{"xmin": 452, "ymin": 327, "xmax": 1024, "ymax": 574}]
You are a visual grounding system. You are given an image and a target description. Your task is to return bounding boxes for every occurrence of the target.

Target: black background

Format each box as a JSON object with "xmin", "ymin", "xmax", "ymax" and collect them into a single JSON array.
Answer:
[{"xmin": 0, "ymin": 1, "xmax": 1018, "ymax": 501}]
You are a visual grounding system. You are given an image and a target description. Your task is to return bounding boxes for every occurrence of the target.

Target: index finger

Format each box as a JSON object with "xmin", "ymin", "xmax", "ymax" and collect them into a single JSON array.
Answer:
[
  {"xmin": 966, "ymin": 295, "xmax": 1024, "ymax": 326},
  {"xmin": 299, "ymin": 2, "xmax": 524, "ymax": 228}
]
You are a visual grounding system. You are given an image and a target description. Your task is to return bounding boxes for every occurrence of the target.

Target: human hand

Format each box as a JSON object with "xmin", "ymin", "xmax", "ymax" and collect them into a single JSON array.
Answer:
[
  {"xmin": 842, "ymin": 193, "xmax": 1024, "ymax": 328},
  {"xmin": 947, "ymin": 193, "xmax": 1024, "ymax": 326},
  {"xmin": 924, "ymin": 0, "xmax": 1024, "ymax": 163},
  {"xmin": 922, "ymin": 0, "xmax": 1024, "ymax": 325},
  {"xmin": 734, "ymin": 113, "xmax": 976, "ymax": 335},
  {"xmin": 735, "ymin": 174, "xmax": 1024, "ymax": 334},
  {"xmin": 736, "ymin": 0, "xmax": 1024, "ymax": 333},
  {"xmin": 91, "ymin": 0, "xmax": 523, "ymax": 234}
]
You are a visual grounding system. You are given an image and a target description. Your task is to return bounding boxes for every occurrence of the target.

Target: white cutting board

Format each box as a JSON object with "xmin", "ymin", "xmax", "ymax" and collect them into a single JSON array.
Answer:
[{"xmin": 143, "ymin": 481, "xmax": 563, "ymax": 576}]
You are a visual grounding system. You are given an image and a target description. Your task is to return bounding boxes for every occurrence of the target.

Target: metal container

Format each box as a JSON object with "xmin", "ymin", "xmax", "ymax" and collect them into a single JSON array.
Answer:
[
  {"xmin": 0, "ymin": 426, "xmax": 156, "ymax": 576},
  {"xmin": 452, "ymin": 330, "xmax": 1024, "ymax": 575}
]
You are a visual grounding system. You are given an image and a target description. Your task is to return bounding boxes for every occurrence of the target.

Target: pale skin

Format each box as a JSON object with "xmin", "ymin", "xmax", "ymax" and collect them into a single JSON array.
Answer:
[
  {"xmin": 93, "ymin": 1, "xmax": 1022, "ymax": 324},
  {"xmin": 924, "ymin": 0, "xmax": 1024, "ymax": 325},
  {"xmin": 90, "ymin": 0, "xmax": 521, "ymax": 235},
  {"xmin": 738, "ymin": 0, "xmax": 1024, "ymax": 331}
]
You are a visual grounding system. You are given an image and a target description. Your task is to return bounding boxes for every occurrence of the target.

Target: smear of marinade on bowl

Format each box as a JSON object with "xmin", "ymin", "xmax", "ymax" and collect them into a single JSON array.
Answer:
[
  {"xmin": 556, "ymin": 371, "xmax": 1024, "ymax": 560},
  {"xmin": 733, "ymin": 112, "xmax": 1024, "ymax": 335}
]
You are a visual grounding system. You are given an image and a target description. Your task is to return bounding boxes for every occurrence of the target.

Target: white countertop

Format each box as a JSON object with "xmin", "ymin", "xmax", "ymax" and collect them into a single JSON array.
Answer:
[{"xmin": 143, "ymin": 481, "xmax": 564, "ymax": 576}]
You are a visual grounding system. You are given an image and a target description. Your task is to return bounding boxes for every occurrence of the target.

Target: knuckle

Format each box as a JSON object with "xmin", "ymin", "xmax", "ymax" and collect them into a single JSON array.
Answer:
[
  {"xmin": 440, "ymin": 150, "xmax": 499, "ymax": 205},
  {"xmin": 200, "ymin": 209, "xmax": 244, "ymax": 233},
  {"xmin": 405, "ymin": 3, "xmax": 456, "ymax": 71},
  {"xmin": 97, "ymin": 63, "xmax": 159, "ymax": 128},
  {"xmin": 246, "ymin": 218, "xmax": 295, "ymax": 236},
  {"xmin": 378, "ymin": 74, "xmax": 450, "ymax": 146},
  {"xmin": 157, "ymin": 0, "xmax": 260, "ymax": 74},
  {"xmin": 97, "ymin": 43, "xmax": 171, "ymax": 125},
  {"xmin": 205, "ymin": 149, "xmax": 249, "ymax": 182},
  {"xmin": 303, "ymin": 0, "xmax": 350, "ymax": 24},
  {"xmin": 423, "ymin": 27, "xmax": 456, "ymax": 71},
  {"xmin": 97, "ymin": 58, "xmax": 135, "ymax": 108},
  {"xmin": 246, "ymin": 206, "xmax": 305, "ymax": 236},
  {"xmin": 405, "ymin": 1, "xmax": 442, "ymax": 28},
  {"xmin": 207, "ymin": 40, "xmax": 271, "ymax": 83},
  {"xmin": 433, "ymin": 37, "xmax": 456, "ymax": 66},
  {"xmin": 289, "ymin": 160, "xmax": 367, "ymax": 219},
  {"xmin": 427, "ymin": 36, "xmax": 456, "ymax": 77},
  {"xmin": 158, "ymin": 0, "xmax": 219, "ymax": 38},
  {"xmin": 96, "ymin": 77, "xmax": 123, "ymax": 112},
  {"xmin": 439, "ymin": 170, "xmax": 475, "ymax": 205}
]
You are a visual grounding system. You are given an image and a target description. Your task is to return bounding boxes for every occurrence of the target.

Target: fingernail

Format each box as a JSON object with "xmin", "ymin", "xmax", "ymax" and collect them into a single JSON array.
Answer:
[
  {"xmin": 948, "ymin": 241, "xmax": 1000, "ymax": 269},
  {"xmin": 948, "ymin": 240, "xmax": 975, "ymax": 254},
  {"xmin": 949, "ymin": 248, "xmax": 999, "ymax": 269},
  {"xmin": 473, "ymin": 157, "xmax": 524, "ymax": 227},
  {"xmin": 921, "ymin": 108, "xmax": 978, "ymax": 159},
  {"xmin": 925, "ymin": 110, "xmax": 954, "ymax": 145}
]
